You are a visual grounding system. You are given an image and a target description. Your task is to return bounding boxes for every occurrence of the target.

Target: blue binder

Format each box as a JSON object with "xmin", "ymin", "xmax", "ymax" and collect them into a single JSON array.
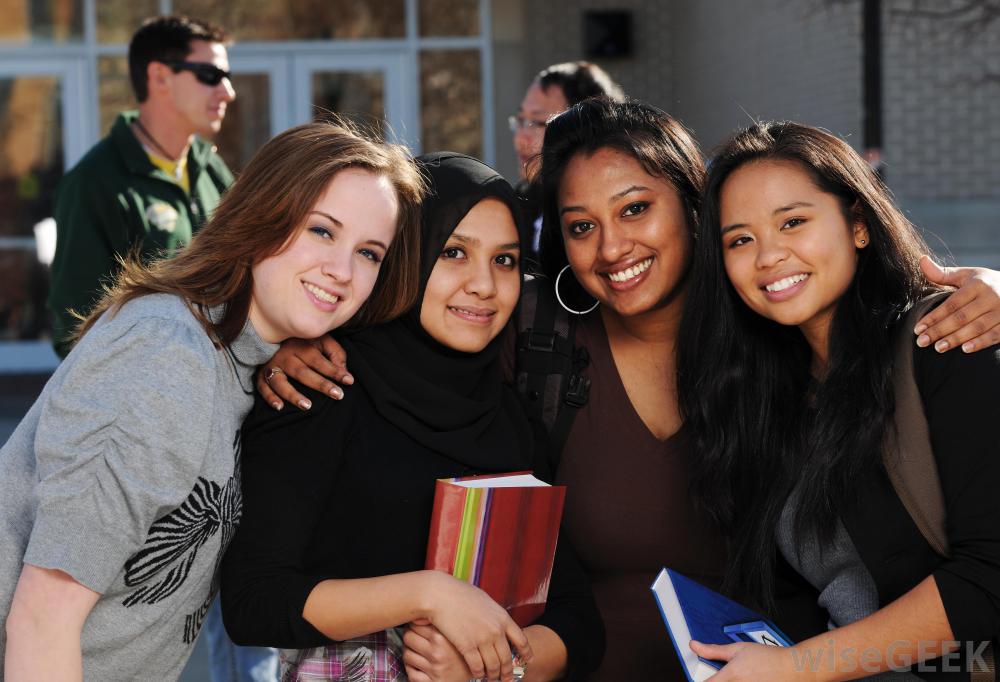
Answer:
[{"xmin": 651, "ymin": 568, "xmax": 793, "ymax": 681}]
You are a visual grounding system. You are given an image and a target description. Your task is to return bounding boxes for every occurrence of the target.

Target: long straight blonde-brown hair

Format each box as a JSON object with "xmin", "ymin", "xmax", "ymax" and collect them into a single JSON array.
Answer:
[{"xmin": 74, "ymin": 120, "xmax": 425, "ymax": 347}]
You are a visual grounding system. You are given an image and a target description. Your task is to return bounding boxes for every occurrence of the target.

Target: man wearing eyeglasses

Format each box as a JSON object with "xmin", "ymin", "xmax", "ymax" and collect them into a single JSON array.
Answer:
[
  {"xmin": 48, "ymin": 15, "xmax": 237, "ymax": 360},
  {"xmin": 509, "ymin": 62, "xmax": 625, "ymax": 257}
]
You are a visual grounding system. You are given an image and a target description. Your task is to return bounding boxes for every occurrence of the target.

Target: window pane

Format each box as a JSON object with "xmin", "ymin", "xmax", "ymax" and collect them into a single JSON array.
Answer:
[
  {"xmin": 0, "ymin": 249, "xmax": 48, "ymax": 340},
  {"xmin": 0, "ymin": 0, "xmax": 83, "ymax": 43},
  {"xmin": 420, "ymin": 0, "xmax": 478, "ymax": 37},
  {"xmin": 0, "ymin": 76, "xmax": 63, "ymax": 235},
  {"xmin": 215, "ymin": 73, "xmax": 271, "ymax": 173},
  {"xmin": 97, "ymin": 0, "xmax": 159, "ymax": 44},
  {"xmin": 0, "ymin": 74, "xmax": 62, "ymax": 340},
  {"xmin": 98, "ymin": 56, "xmax": 134, "ymax": 136},
  {"xmin": 420, "ymin": 49, "xmax": 481, "ymax": 158},
  {"xmin": 310, "ymin": 70, "xmax": 385, "ymax": 136},
  {"xmin": 173, "ymin": 0, "xmax": 405, "ymax": 40}
]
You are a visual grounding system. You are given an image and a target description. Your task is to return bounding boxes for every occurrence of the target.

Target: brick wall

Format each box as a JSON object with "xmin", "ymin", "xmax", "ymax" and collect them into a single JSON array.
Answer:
[
  {"xmin": 883, "ymin": 0, "xmax": 1000, "ymax": 200},
  {"xmin": 520, "ymin": 0, "xmax": 675, "ymax": 110},
  {"xmin": 669, "ymin": 0, "xmax": 863, "ymax": 153},
  {"xmin": 504, "ymin": 0, "xmax": 1000, "ymax": 264}
]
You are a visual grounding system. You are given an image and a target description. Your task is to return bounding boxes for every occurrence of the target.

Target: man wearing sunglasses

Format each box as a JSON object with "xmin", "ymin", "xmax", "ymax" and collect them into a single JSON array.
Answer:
[{"xmin": 49, "ymin": 15, "xmax": 237, "ymax": 360}]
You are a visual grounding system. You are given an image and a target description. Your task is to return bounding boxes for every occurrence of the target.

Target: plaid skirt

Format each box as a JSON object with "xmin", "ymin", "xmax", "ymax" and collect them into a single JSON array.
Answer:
[{"xmin": 279, "ymin": 628, "xmax": 406, "ymax": 682}]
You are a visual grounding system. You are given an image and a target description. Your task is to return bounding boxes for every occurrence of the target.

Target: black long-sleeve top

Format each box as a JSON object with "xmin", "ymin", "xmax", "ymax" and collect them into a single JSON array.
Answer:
[
  {"xmin": 841, "ymin": 341, "xmax": 1000, "ymax": 644},
  {"xmin": 220, "ymin": 380, "xmax": 605, "ymax": 678}
]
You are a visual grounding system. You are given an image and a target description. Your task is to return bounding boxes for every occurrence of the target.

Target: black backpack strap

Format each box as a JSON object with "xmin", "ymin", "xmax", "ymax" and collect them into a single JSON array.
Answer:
[
  {"xmin": 547, "ymin": 341, "xmax": 590, "ymax": 465},
  {"xmin": 515, "ymin": 277, "xmax": 591, "ymax": 470}
]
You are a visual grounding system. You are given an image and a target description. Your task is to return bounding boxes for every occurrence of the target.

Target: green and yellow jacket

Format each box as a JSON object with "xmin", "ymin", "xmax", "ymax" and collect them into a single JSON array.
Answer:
[{"xmin": 48, "ymin": 110, "xmax": 233, "ymax": 357}]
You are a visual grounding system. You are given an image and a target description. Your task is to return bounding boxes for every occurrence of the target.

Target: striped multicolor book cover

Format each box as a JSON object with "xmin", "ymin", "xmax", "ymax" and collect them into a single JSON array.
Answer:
[{"xmin": 425, "ymin": 472, "xmax": 566, "ymax": 626}]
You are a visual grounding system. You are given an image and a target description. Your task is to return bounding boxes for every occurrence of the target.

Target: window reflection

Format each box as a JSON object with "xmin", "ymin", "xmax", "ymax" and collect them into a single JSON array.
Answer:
[
  {"xmin": 0, "ymin": 76, "xmax": 62, "ymax": 237},
  {"xmin": 420, "ymin": 0, "xmax": 479, "ymax": 37},
  {"xmin": 0, "ymin": 0, "xmax": 83, "ymax": 43},
  {"xmin": 98, "ymin": 56, "xmax": 134, "ymax": 136},
  {"xmin": 97, "ymin": 0, "xmax": 158, "ymax": 44},
  {"xmin": 215, "ymin": 73, "xmax": 271, "ymax": 172},
  {"xmin": 421, "ymin": 50, "xmax": 481, "ymax": 158},
  {"xmin": 311, "ymin": 71, "xmax": 385, "ymax": 136},
  {"xmin": 0, "ymin": 75, "xmax": 62, "ymax": 340},
  {"xmin": 173, "ymin": 0, "xmax": 405, "ymax": 40}
]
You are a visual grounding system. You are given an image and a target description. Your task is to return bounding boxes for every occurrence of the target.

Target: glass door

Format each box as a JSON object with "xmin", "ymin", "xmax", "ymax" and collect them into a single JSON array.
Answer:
[
  {"xmin": 213, "ymin": 48, "xmax": 418, "ymax": 168},
  {"xmin": 292, "ymin": 51, "xmax": 417, "ymax": 150},
  {"xmin": 214, "ymin": 55, "xmax": 290, "ymax": 172},
  {"xmin": 0, "ymin": 58, "xmax": 87, "ymax": 355}
]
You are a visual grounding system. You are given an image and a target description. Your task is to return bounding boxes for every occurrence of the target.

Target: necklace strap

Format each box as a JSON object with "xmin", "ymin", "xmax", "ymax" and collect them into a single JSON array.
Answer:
[{"xmin": 134, "ymin": 118, "xmax": 180, "ymax": 161}]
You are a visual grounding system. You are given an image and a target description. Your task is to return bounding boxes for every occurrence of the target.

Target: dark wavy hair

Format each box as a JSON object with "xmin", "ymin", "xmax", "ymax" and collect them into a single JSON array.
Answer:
[
  {"xmin": 536, "ymin": 61, "xmax": 625, "ymax": 107},
  {"xmin": 677, "ymin": 121, "xmax": 935, "ymax": 609},
  {"xmin": 129, "ymin": 15, "xmax": 230, "ymax": 102},
  {"xmin": 537, "ymin": 97, "xmax": 705, "ymax": 296}
]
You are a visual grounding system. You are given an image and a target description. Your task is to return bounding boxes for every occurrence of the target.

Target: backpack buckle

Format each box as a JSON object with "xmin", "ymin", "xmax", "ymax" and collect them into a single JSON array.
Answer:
[
  {"xmin": 525, "ymin": 329, "xmax": 557, "ymax": 352},
  {"xmin": 564, "ymin": 373, "xmax": 590, "ymax": 408}
]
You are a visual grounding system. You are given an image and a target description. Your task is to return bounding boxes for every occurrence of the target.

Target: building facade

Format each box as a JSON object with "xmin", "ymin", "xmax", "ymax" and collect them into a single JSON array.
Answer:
[
  {"xmin": 501, "ymin": 0, "xmax": 1000, "ymax": 269},
  {"xmin": 1, "ymin": 0, "xmax": 998, "ymax": 369}
]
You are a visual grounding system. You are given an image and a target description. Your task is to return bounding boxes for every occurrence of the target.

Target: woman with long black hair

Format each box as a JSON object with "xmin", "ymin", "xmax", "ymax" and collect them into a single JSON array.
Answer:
[{"xmin": 679, "ymin": 121, "xmax": 1000, "ymax": 679}]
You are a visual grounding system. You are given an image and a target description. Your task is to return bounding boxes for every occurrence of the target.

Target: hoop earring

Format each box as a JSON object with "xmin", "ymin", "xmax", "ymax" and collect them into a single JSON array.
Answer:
[{"xmin": 555, "ymin": 264, "xmax": 600, "ymax": 315}]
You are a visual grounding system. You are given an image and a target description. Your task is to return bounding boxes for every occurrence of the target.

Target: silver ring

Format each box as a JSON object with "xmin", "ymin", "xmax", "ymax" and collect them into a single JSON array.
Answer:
[{"xmin": 264, "ymin": 367, "xmax": 284, "ymax": 384}]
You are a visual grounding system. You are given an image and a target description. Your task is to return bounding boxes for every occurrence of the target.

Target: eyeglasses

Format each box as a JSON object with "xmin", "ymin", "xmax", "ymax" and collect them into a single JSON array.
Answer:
[
  {"xmin": 163, "ymin": 61, "xmax": 232, "ymax": 87},
  {"xmin": 508, "ymin": 115, "xmax": 549, "ymax": 134}
]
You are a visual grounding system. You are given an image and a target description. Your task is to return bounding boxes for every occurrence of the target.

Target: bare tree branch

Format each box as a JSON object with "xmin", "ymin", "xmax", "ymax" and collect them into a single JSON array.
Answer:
[
  {"xmin": 890, "ymin": 0, "xmax": 1000, "ymax": 37},
  {"xmin": 819, "ymin": 0, "xmax": 1000, "ymax": 82}
]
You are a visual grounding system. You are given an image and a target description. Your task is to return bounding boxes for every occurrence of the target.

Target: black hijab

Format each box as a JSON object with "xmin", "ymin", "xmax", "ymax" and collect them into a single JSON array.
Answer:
[{"xmin": 340, "ymin": 152, "xmax": 533, "ymax": 472}]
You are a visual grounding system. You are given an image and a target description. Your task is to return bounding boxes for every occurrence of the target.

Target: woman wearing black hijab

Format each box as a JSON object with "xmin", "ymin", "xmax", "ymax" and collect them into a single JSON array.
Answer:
[{"xmin": 220, "ymin": 153, "xmax": 603, "ymax": 682}]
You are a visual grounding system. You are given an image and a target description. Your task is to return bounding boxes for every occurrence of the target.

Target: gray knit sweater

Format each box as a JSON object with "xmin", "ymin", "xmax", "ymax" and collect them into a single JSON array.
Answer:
[
  {"xmin": 0, "ymin": 293, "xmax": 276, "ymax": 681},
  {"xmin": 778, "ymin": 487, "xmax": 924, "ymax": 680}
]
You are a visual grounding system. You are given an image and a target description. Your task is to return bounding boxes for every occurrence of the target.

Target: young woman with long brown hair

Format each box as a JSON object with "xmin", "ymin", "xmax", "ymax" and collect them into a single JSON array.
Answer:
[{"xmin": 0, "ymin": 121, "xmax": 424, "ymax": 681}]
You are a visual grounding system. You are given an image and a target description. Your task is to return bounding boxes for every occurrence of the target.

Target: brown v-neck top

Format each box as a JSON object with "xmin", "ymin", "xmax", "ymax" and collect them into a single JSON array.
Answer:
[{"xmin": 554, "ymin": 310, "xmax": 727, "ymax": 681}]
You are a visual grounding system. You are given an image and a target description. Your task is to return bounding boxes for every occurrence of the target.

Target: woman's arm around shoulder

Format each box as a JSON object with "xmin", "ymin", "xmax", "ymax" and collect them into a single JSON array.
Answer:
[
  {"xmin": 256, "ymin": 335, "xmax": 353, "ymax": 411},
  {"xmin": 915, "ymin": 256, "xmax": 1000, "ymax": 353}
]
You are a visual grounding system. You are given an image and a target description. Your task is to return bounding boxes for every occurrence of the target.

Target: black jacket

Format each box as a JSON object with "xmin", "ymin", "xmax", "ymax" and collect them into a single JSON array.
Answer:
[{"xmin": 841, "ymin": 340, "xmax": 1000, "ymax": 680}]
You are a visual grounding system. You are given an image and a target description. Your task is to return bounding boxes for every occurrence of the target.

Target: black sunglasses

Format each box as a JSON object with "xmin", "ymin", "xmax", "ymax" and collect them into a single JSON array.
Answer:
[{"xmin": 164, "ymin": 61, "xmax": 232, "ymax": 87}]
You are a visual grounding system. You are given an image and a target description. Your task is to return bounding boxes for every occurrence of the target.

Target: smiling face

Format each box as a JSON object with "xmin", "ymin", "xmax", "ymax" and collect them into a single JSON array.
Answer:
[
  {"xmin": 719, "ymin": 159, "xmax": 868, "ymax": 355},
  {"xmin": 167, "ymin": 39, "xmax": 235, "ymax": 136},
  {"xmin": 558, "ymin": 146, "xmax": 692, "ymax": 320},
  {"xmin": 419, "ymin": 198, "xmax": 522, "ymax": 353},
  {"xmin": 249, "ymin": 168, "xmax": 400, "ymax": 343},
  {"xmin": 513, "ymin": 81, "xmax": 569, "ymax": 180}
]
